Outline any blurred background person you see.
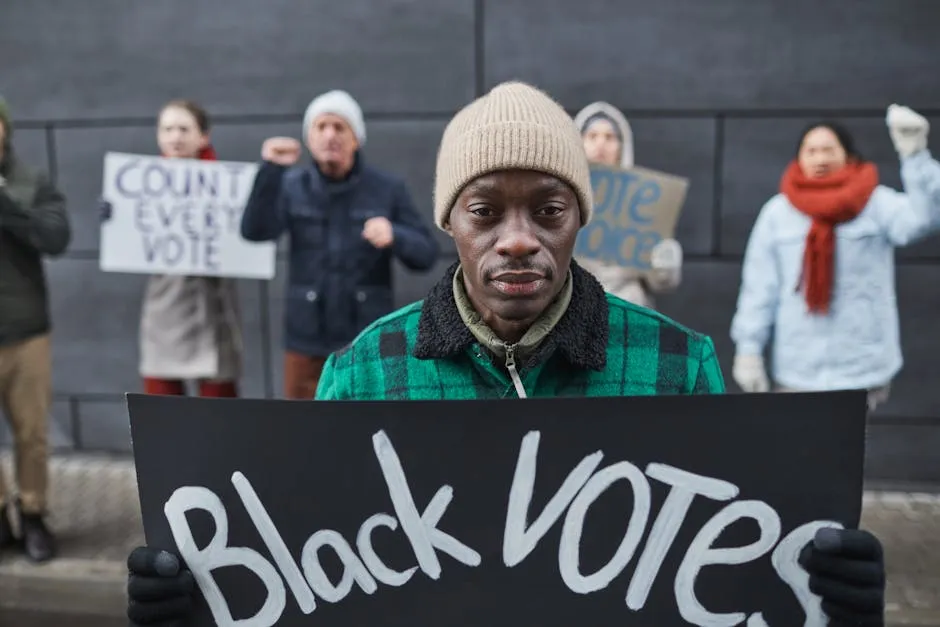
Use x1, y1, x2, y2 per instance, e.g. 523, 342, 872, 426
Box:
101, 100, 243, 399
0, 94, 71, 562
240, 89, 439, 399
731, 105, 940, 411
573, 101, 683, 309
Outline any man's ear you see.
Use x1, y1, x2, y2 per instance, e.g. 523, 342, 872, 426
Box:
441, 202, 457, 235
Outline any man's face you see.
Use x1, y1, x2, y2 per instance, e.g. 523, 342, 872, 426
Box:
157, 106, 207, 159
798, 126, 847, 178
582, 119, 621, 167
449, 170, 581, 338
306, 113, 358, 174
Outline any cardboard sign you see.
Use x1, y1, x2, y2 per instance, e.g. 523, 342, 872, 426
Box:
99, 152, 276, 279
574, 163, 689, 272
129, 391, 866, 627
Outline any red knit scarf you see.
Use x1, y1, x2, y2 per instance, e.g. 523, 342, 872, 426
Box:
780, 160, 879, 314
161, 145, 217, 161
197, 145, 217, 161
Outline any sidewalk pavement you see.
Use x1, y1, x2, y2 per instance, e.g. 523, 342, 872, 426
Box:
0, 454, 938, 625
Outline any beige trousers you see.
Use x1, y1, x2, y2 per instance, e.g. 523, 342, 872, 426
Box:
0, 334, 51, 514
776, 383, 891, 412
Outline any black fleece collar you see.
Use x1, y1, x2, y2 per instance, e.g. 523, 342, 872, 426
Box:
413, 259, 609, 371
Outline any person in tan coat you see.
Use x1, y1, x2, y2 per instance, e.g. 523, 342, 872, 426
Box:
103, 101, 242, 397
573, 102, 683, 309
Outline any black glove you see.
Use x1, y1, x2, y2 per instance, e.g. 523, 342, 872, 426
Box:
127, 546, 196, 626
99, 198, 113, 221
799, 527, 885, 627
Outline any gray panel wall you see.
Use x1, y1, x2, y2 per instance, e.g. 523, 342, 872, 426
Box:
2, 0, 939, 485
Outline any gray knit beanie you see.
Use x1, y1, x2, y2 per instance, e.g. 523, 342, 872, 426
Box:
433, 81, 593, 231
302, 90, 366, 145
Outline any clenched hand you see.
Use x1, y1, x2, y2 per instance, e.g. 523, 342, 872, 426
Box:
362, 216, 394, 249
261, 137, 302, 166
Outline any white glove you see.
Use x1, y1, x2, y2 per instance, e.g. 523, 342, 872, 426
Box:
732, 353, 770, 393
650, 238, 683, 270
886, 104, 929, 159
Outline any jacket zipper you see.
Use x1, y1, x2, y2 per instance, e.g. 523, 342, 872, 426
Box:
504, 343, 528, 399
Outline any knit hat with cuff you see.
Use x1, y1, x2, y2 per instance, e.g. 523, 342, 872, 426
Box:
433, 81, 593, 231
302, 89, 366, 146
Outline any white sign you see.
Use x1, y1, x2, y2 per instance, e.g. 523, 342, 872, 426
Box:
99, 152, 276, 280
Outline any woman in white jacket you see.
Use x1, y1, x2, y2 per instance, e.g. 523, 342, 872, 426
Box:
573, 102, 683, 309
730, 104, 940, 410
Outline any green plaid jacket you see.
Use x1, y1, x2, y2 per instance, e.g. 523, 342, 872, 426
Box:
316, 261, 725, 400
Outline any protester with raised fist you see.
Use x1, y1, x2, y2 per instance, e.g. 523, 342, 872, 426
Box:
0, 94, 70, 563
240, 89, 439, 399
573, 101, 683, 309
731, 105, 939, 408
100, 100, 244, 399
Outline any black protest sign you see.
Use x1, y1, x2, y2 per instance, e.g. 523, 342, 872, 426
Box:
129, 391, 866, 627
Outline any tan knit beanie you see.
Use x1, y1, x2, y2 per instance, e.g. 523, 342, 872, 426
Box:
433, 81, 593, 231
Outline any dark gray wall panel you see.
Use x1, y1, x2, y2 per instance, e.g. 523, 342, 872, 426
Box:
267, 261, 288, 398
632, 119, 715, 255
863, 423, 940, 485
75, 401, 132, 453
873, 265, 940, 420
484, 0, 940, 111
45, 259, 268, 398
0, 400, 73, 451
4, 128, 49, 177
721, 116, 940, 258
0, 0, 474, 120
55, 121, 448, 254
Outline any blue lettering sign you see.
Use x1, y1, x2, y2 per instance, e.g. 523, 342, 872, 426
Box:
575, 165, 675, 271
115, 159, 143, 199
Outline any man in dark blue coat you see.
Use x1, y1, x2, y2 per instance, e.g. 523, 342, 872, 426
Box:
241, 89, 439, 399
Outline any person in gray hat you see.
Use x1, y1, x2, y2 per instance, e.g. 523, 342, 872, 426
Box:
239, 89, 439, 399
0, 94, 70, 562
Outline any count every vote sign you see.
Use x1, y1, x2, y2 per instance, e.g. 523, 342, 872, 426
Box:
99, 152, 276, 280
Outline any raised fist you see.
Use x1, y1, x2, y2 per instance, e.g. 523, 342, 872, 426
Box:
261, 137, 302, 166
886, 104, 929, 159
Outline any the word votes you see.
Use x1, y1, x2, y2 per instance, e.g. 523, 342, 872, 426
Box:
114, 159, 249, 272
164, 431, 839, 627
